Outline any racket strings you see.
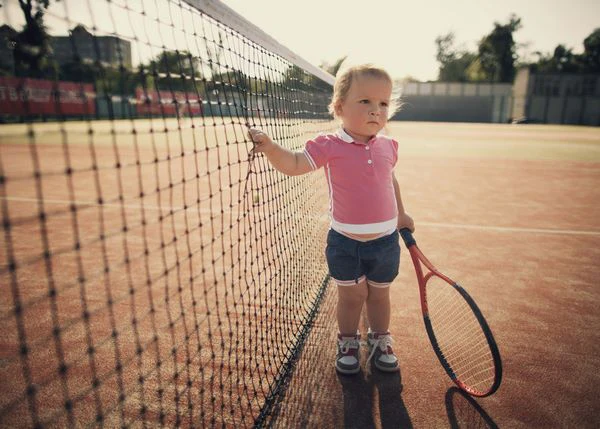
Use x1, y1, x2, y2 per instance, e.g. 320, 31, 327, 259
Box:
431, 311, 492, 363
426, 278, 496, 393
435, 317, 491, 358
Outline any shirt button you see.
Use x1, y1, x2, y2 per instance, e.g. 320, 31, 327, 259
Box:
367, 159, 373, 164
365, 146, 370, 150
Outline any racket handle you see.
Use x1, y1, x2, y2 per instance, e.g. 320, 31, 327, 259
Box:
399, 228, 416, 247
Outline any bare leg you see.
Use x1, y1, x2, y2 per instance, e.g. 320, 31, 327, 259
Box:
337, 281, 368, 335
366, 284, 391, 333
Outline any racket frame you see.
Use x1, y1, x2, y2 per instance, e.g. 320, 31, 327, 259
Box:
400, 229, 502, 397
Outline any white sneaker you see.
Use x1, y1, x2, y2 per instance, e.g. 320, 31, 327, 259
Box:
335, 333, 361, 374
367, 330, 399, 372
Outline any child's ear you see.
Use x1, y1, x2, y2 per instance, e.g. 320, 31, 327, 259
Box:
334, 101, 342, 117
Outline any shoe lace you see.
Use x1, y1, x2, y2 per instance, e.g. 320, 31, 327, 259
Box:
339, 337, 360, 355
366, 333, 393, 365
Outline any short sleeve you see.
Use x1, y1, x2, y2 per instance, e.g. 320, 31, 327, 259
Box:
303, 135, 333, 170
391, 139, 398, 166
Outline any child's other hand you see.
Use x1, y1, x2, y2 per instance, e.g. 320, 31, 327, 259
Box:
247, 127, 274, 153
398, 212, 415, 232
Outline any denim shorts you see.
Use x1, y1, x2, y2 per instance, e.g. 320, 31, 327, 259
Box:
325, 229, 400, 287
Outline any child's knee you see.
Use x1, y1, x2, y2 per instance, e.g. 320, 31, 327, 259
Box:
338, 282, 368, 303
367, 284, 390, 301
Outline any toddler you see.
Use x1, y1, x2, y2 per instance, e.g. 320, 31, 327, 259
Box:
248, 64, 414, 374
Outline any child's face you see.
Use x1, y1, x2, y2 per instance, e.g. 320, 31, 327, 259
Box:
336, 75, 392, 143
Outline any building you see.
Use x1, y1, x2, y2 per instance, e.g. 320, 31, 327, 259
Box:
51, 25, 132, 69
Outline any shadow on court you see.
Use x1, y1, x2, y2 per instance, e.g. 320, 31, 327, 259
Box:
445, 387, 499, 429
337, 368, 413, 429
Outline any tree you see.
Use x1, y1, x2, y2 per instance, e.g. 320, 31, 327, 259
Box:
465, 58, 488, 82
200, 31, 250, 106
395, 76, 420, 84
551, 45, 580, 72
525, 28, 599, 74
147, 50, 202, 92
582, 28, 600, 72
435, 32, 477, 82
58, 59, 97, 83
320, 56, 347, 77
436, 33, 458, 68
13, 0, 57, 78
529, 45, 583, 73
281, 64, 312, 89
309, 55, 346, 90
477, 14, 521, 82
0, 25, 18, 75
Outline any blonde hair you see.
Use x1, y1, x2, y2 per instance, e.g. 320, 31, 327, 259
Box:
328, 64, 400, 119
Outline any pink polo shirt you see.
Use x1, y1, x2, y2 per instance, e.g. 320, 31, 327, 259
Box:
303, 129, 398, 235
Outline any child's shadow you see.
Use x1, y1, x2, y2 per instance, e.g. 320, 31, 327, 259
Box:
337, 367, 413, 429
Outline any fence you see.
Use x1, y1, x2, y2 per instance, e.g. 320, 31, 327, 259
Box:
394, 82, 513, 123
512, 69, 600, 125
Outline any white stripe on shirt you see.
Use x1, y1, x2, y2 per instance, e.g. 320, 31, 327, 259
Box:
331, 217, 398, 234
303, 149, 317, 170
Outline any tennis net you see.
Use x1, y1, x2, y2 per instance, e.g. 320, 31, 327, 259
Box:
0, 0, 336, 426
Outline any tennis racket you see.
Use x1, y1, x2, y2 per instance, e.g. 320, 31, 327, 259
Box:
399, 228, 502, 397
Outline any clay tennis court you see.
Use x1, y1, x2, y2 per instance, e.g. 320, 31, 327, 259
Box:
278, 121, 600, 428
0, 117, 332, 427
1, 120, 599, 428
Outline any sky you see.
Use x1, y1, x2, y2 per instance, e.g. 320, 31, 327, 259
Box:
221, 0, 600, 81
2, 0, 598, 82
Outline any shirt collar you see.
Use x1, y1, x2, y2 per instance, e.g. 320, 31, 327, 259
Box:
335, 128, 355, 143
335, 128, 380, 145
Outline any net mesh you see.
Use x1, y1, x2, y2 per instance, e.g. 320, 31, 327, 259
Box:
0, 0, 336, 426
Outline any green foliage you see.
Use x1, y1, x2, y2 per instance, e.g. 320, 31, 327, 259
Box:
477, 15, 521, 82
281, 55, 344, 92
147, 50, 202, 92
281, 65, 311, 89
530, 45, 583, 73
528, 28, 600, 74
436, 15, 599, 82
435, 33, 458, 67
435, 15, 600, 82
0, 26, 18, 75
320, 56, 347, 77
582, 28, 600, 72
58, 59, 97, 83
395, 76, 420, 84
440, 53, 478, 82
13, 0, 57, 78
464, 58, 487, 82
435, 32, 478, 82
98, 66, 148, 96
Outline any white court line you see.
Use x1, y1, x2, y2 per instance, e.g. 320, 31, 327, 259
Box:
2, 196, 600, 237
419, 221, 600, 237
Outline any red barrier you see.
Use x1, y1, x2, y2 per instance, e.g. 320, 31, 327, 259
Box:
135, 88, 202, 116
0, 76, 96, 116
